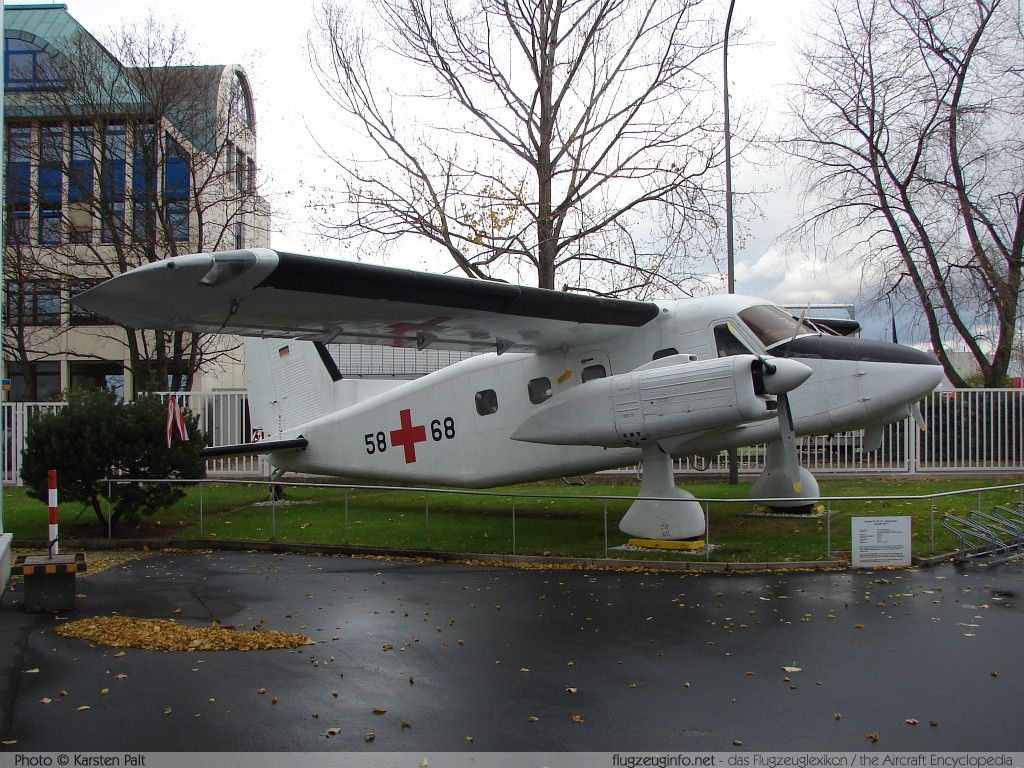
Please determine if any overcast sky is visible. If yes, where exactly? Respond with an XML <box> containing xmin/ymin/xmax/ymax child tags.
<box><xmin>11</xmin><ymin>0</ymin><xmax>890</xmax><ymax>329</ymax></box>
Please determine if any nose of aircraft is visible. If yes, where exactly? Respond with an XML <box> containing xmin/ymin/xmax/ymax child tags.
<box><xmin>771</xmin><ymin>334</ymin><xmax>944</xmax><ymax>405</ymax></box>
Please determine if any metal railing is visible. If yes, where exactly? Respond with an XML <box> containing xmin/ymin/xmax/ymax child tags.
<box><xmin>4</xmin><ymin>387</ymin><xmax>1024</xmax><ymax>485</ymax></box>
<box><xmin>85</xmin><ymin>476</ymin><xmax>1024</xmax><ymax>564</ymax></box>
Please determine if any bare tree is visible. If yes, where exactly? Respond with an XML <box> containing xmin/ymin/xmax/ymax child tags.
<box><xmin>4</xmin><ymin>14</ymin><xmax>267</xmax><ymax>396</ymax></box>
<box><xmin>309</xmin><ymin>0</ymin><xmax>727</xmax><ymax>297</ymax></box>
<box><xmin>784</xmin><ymin>0</ymin><xmax>1023</xmax><ymax>387</ymax></box>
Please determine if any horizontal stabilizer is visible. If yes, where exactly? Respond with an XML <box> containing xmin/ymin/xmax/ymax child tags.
<box><xmin>201</xmin><ymin>438</ymin><xmax>308</xmax><ymax>458</ymax></box>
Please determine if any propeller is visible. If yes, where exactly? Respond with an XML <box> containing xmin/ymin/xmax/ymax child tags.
<box><xmin>751</xmin><ymin>356</ymin><xmax>812</xmax><ymax>494</ymax></box>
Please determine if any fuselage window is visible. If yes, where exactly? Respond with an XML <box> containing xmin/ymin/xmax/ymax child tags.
<box><xmin>581</xmin><ymin>364</ymin><xmax>607</xmax><ymax>383</ymax></box>
<box><xmin>653</xmin><ymin>347</ymin><xmax>678</xmax><ymax>360</ymax></box>
<box><xmin>714</xmin><ymin>323</ymin><xmax>751</xmax><ymax>358</ymax></box>
<box><xmin>528</xmin><ymin>377</ymin><xmax>552</xmax><ymax>404</ymax></box>
<box><xmin>475</xmin><ymin>388</ymin><xmax>498</xmax><ymax>416</ymax></box>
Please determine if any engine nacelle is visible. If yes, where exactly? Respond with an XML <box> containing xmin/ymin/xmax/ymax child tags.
<box><xmin>511</xmin><ymin>355</ymin><xmax>810</xmax><ymax>448</ymax></box>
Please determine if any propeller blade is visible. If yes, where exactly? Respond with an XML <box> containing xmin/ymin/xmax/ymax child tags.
<box><xmin>910</xmin><ymin>402</ymin><xmax>927</xmax><ymax>432</ymax></box>
<box><xmin>784</xmin><ymin>308</ymin><xmax>808</xmax><ymax>354</ymax></box>
<box><xmin>775</xmin><ymin>393</ymin><xmax>803</xmax><ymax>493</ymax></box>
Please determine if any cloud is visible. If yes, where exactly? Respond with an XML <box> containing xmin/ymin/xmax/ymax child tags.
<box><xmin>736</xmin><ymin>246</ymin><xmax>864</xmax><ymax>305</ymax></box>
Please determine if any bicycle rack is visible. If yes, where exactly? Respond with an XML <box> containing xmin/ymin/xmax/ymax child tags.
<box><xmin>941</xmin><ymin>503</ymin><xmax>1024</xmax><ymax>566</ymax></box>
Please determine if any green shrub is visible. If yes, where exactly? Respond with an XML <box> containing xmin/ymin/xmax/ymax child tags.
<box><xmin>21</xmin><ymin>390</ymin><xmax>206</xmax><ymax>530</ymax></box>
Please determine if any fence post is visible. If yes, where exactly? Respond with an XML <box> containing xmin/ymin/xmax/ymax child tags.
<box><xmin>344</xmin><ymin>491</ymin><xmax>349</xmax><ymax>545</ymax></box>
<box><xmin>511</xmin><ymin>497</ymin><xmax>516</xmax><ymax>556</ymax></box>
<box><xmin>826</xmin><ymin>500</ymin><xmax>832</xmax><ymax>561</ymax></box>
<box><xmin>47</xmin><ymin>470</ymin><xmax>58</xmax><ymax>557</ymax></box>
<box><xmin>271</xmin><ymin>489</ymin><xmax>277</xmax><ymax>541</ymax></box>
<box><xmin>425</xmin><ymin>491</ymin><xmax>430</xmax><ymax>548</ymax></box>
<box><xmin>930</xmin><ymin>498</ymin><xmax>936</xmax><ymax>555</ymax></box>
<box><xmin>199</xmin><ymin>483</ymin><xmax>204</xmax><ymax>536</ymax></box>
<box><xmin>704</xmin><ymin>501</ymin><xmax>710</xmax><ymax>563</ymax></box>
<box><xmin>106</xmin><ymin>479</ymin><xmax>112</xmax><ymax>540</ymax></box>
<box><xmin>603</xmin><ymin>500</ymin><xmax>608</xmax><ymax>559</ymax></box>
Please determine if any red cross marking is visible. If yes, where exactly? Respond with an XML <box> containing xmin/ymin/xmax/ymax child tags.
<box><xmin>390</xmin><ymin>408</ymin><xmax>427</xmax><ymax>464</ymax></box>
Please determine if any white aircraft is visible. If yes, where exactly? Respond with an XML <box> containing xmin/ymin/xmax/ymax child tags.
<box><xmin>75</xmin><ymin>248</ymin><xmax>942</xmax><ymax>541</ymax></box>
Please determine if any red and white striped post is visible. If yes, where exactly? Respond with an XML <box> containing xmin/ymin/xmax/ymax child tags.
<box><xmin>47</xmin><ymin>469</ymin><xmax>58</xmax><ymax>557</ymax></box>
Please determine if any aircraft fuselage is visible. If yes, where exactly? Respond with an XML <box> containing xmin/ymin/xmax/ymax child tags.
<box><xmin>259</xmin><ymin>294</ymin><xmax>941</xmax><ymax>487</ymax></box>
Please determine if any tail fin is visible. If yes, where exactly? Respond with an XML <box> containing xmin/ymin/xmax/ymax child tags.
<box><xmin>244</xmin><ymin>339</ymin><xmax>407</xmax><ymax>438</ymax></box>
<box><xmin>245</xmin><ymin>339</ymin><xmax>336</xmax><ymax>438</ymax></box>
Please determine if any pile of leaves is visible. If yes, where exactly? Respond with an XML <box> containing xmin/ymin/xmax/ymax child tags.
<box><xmin>55</xmin><ymin>616</ymin><xmax>311</xmax><ymax>652</ymax></box>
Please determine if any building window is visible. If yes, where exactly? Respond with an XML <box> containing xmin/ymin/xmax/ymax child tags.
<box><xmin>163</xmin><ymin>133</ymin><xmax>189</xmax><ymax>241</ymax></box>
<box><xmin>247</xmin><ymin>157</ymin><xmax>256</xmax><ymax>193</ymax></box>
<box><xmin>100</xmin><ymin>122</ymin><xmax>126</xmax><ymax>244</ymax></box>
<box><xmin>4</xmin><ymin>38</ymin><xmax>62</xmax><ymax>91</ymax></box>
<box><xmin>6</xmin><ymin>280</ymin><xmax>61</xmax><ymax>326</ymax></box>
<box><xmin>38</xmin><ymin>123</ymin><xmax>63</xmax><ymax>244</ymax></box>
<box><xmin>528</xmin><ymin>377</ymin><xmax>552</xmax><ymax>404</ymax></box>
<box><xmin>68</xmin><ymin>124</ymin><xmax>94</xmax><ymax>243</ymax></box>
<box><xmin>233</xmin><ymin>219</ymin><xmax>244</xmax><ymax>249</ymax></box>
<box><xmin>581</xmin><ymin>364</ymin><xmax>607</xmax><ymax>383</ymax></box>
<box><xmin>132</xmin><ymin>121</ymin><xmax>157</xmax><ymax>242</ymax></box>
<box><xmin>234</xmin><ymin>146</ymin><xmax>245</xmax><ymax>190</ymax></box>
<box><xmin>475</xmin><ymin>389</ymin><xmax>498</xmax><ymax>416</ymax></box>
<box><xmin>5</xmin><ymin>125</ymin><xmax>32</xmax><ymax>244</ymax></box>
<box><xmin>5</xmin><ymin>361</ymin><xmax>61</xmax><ymax>402</ymax></box>
<box><xmin>229</xmin><ymin>71</ymin><xmax>255</xmax><ymax>131</ymax></box>
<box><xmin>69</xmin><ymin>360</ymin><xmax>124</xmax><ymax>400</ymax></box>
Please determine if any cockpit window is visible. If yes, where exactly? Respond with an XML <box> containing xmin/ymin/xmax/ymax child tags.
<box><xmin>738</xmin><ymin>305</ymin><xmax>817</xmax><ymax>348</ymax></box>
<box><xmin>714</xmin><ymin>323</ymin><xmax>751</xmax><ymax>357</ymax></box>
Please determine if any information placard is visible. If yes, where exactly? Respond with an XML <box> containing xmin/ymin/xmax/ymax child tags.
<box><xmin>851</xmin><ymin>516</ymin><xmax>912</xmax><ymax>568</ymax></box>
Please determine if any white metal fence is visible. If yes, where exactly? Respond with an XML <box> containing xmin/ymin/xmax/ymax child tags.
<box><xmin>3</xmin><ymin>388</ymin><xmax>1023</xmax><ymax>485</ymax></box>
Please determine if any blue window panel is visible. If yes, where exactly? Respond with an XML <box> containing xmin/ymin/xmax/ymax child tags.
<box><xmin>69</xmin><ymin>125</ymin><xmax>94</xmax><ymax>203</ymax></box>
<box><xmin>101</xmin><ymin>159</ymin><xmax>126</xmax><ymax>199</ymax></box>
<box><xmin>8</xmin><ymin>163</ymin><xmax>31</xmax><ymax>205</ymax></box>
<box><xmin>101</xmin><ymin>204</ymin><xmax>125</xmax><ymax>244</ymax></box>
<box><xmin>7</xmin><ymin>126</ymin><xmax>32</xmax><ymax>205</ymax></box>
<box><xmin>163</xmin><ymin>156</ymin><xmax>189</xmax><ymax>199</ymax></box>
<box><xmin>39</xmin><ymin>166</ymin><xmax>62</xmax><ymax>205</ymax></box>
<box><xmin>70</xmin><ymin>160</ymin><xmax>93</xmax><ymax>202</ymax></box>
<box><xmin>167</xmin><ymin>202</ymin><xmax>188</xmax><ymax>242</ymax></box>
<box><xmin>4</xmin><ymin>38</ymin><xmax>61</xmax><ymax>91</ymax></box>
<box><xmin>101</xmin><ymin>124</ymin><xmax>127</xmax><ymax>243</ymax></box>
<box><xmin>102</xmin><ymin>123</ymin><xmax>127</xmax><ymax>199</ymax></box>
<box><xmin>39</xmin><ymin>210</ymin><xmax>61</xmax><ymax>244</ymax></box>
<box><xmin>6</xmin><ymin>211</ymin><xmax>30</xmax><ymax>244</ymax></box>
<box><xmin>132</xmin><ymin>124</ymin><xmax>157</xmax><ymax>202</ymax></box>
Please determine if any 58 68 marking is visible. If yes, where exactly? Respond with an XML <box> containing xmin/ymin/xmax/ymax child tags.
<box><xmin>364</xmin><ymin>408</ymin><xmax>455</xmax><ymax>464</ymax></box>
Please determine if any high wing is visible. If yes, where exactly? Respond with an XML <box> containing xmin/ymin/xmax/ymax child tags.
<box><xmin>72</xmin><ymin>248</ymin><xmax>661</xmax><ymax>353</ymax></box>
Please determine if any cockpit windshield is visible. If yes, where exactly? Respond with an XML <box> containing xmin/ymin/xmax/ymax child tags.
<box><xmin>738</xmin><ymin>305</ymin><xmax>818</xmax><ymax>348</ymax></box>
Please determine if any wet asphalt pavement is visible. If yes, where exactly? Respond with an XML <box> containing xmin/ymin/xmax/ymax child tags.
<box><xmin>1</xmin><ymin>551</ymin><xmax>1022</xmax><ymax>752</ymax></box>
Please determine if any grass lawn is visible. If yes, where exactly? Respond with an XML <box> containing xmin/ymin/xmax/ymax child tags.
<box><xmin>3</xmin><ymin>475</ymin><xmax>1022</xmax><ymax>563</ymax></box>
